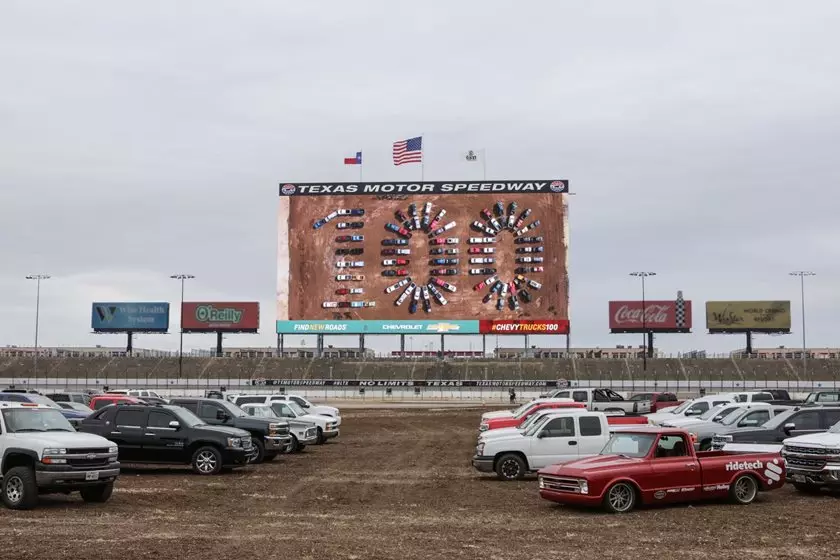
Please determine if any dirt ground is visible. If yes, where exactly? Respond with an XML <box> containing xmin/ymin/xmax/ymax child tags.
<box><xmin>2</xmin><ymin>408</ymin><xmax>836</xmax><ymax>560</ymax></box>
<box><xmin>281</xmin><ymin>193</ymin><xmax>568</xmax><ymax>321</ymax></box>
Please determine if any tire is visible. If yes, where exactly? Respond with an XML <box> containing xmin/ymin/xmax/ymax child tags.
<box><xmin>290</xmin><ymin>435</ymin><xmax>301</xmax><ymax>453</ymax></box>
<box><xmin>494</xmin><ymin>453</ymin><xmax>527</xmax><ymax>481</ymax></box>
<box><xmin>1</xmin><ymin>466</ymin><xmax>39</xmax><ymax>510</ymax></box>
<box><xmin>263</xmin><ymin>452</ymin><xmax>277</xmax><ymax>463</ymax></box>
<box><xmin>730</xmin><ymin>474</ymin><xmax>758</xmax><ymax>505</ymax></box>
<box><xmin>249</xmin><ymin>438</ymin><xmax>266</xmax><ymax>464</ymax></box>
<box><xmin>316</xmin><ymin>427</ymin><xmax>325</xmax><ymax>445</ymax></box>
<box><xmin>793</xmin><ymin>482</ymin><xmax>823</xmax><ymax>494</ymax></box>
<box><xmin>80</xmin><ymin>483</ymin><xmax>113</xmax><ymax>503</ymax></box>
<box><xmin>191</xmin><ymin>446</ymin><xmax>223</xmax><ymax>475</ymax></box>
<box><xmin>603</xmin><ymin>482</ymin><xmax>637</xmax><ymax>513</ymax></box>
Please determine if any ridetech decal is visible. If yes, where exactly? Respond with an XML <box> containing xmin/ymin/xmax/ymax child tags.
<box><xmin>764</xmin><ymin>459</ymin><xmax>783</xmax><ymax>483</ymax></box>
<box><xmin>278</xmin><ymin>180</ymin><xmax>569</xmax><ymax>196</ymax></box>
<box><xmin>725</xmin><ymin>460</ymin><xmax>764</xmax><ymax>471</ymax></box>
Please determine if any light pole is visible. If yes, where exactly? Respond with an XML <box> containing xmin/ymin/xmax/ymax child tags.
<box><xmin>170</xmin><ymin>274</ymin><xmax>195</xmax><ymax>378</ymax></box>
<box><xmin>629</xmin><ymin>272</ymin><xmax>656</xmax><ymax>371</ymax></box>
<box><xmin>25</xmin><ymin>274</ymin><xmax>50</xmax><ymax>385</ymax></box>
<box><xmin>790</xmin><ymin>271</ymin><xmax>815</xmax><ymax>378</ymax></box>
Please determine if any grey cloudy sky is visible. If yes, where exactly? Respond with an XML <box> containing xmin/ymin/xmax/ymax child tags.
<box><xmin>2</xmin><ymin>0</ymin><xmax>839</xmax><ymax>356</ymax></box>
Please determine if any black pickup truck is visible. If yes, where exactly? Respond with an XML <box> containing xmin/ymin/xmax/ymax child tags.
<box><xmin>711</xmin><ymin>405</ymin><xmax>840</xmax><ymax>450</ymax></box>
<box><xmin>78</xmin><ymin>403</ymin><xmax>253</xmax><ymax>475</ymax></box>
<box><xmin>169</xmin><ymin>397</ymin><xmax>292</xmax><ymax>463</ymax></box>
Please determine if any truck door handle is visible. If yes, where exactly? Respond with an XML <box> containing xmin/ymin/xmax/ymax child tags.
<box><xmin>144</xmin><ymin>433</ymin><xmax>155</xmax><ymax>436</ymax></box>
<box><xmin>110</xmin><ymin>431</ymin><xmax>121</xmax><ymax>435</ymax></box>
<box><xmin>568</xmin><ymin>441</ymin><xmax>577</xmax><ymax>446</ymax></box>
<box><xmin>686</xmin><ymin>463</ymin><xmax>696</xmax><ymax>469</ymax></box>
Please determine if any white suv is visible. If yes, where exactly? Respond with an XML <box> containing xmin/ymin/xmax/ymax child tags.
<box><xmin>233</xmin><ymin>394</ymin><xmax>340</xmax><ymax>419</ymax></box>
<box><xmin>0</xmin><ymin>402</ymin><xmax>119</xmax><ymax>510</ymax></box>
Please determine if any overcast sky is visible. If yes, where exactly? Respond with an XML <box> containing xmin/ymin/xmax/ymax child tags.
<box><xmin>2</xmin><ymin>1</ymin><xmax>839</xmax><ymax>356</ymax></box>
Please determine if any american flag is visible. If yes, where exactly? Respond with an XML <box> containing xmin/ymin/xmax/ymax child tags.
<box><xmin>393</xmin><ymin>136</ymin><xmax>423</xmax><ymax>165</ymax></box>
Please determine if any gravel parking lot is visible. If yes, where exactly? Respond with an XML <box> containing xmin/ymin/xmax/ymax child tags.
<box><xmin>1</xmin><ymin>407</ymin><xmax>838</xmax><ymax>559</ymax></box>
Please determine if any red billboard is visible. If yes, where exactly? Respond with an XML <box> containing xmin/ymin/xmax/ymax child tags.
<box><xmin>181</xmin><ymin>302</ymin><xmax>260</xmax><ymax>333</ymax></box>
<box><xmin>479</xmin><ymin>319</ymin><xmax>570</xmax><ymax>335</ymax></box>
<box><xmin>608</xmin><ymin>299</ymin><xmax>692</xmax><ymax>334</ymax></box>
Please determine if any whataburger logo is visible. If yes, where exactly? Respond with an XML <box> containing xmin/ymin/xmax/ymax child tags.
<box><xmin>95</xmin><ymin>305</ymin><xmax>118</xmax><ymax>323</ymax></box>
<box><xmin>195</xmin><ymin>304</ymin><xmax>243</xmax><ymax>324</ymax></box>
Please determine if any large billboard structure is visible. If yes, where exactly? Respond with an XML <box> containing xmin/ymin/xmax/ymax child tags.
<box><xmin>705</xmin><ymin>301</ymin><xmax>791</xmax><ymax>333</ymax></box>
<box><xmin>181</xmin><ymin>302</ymin><xmax>260</xmax><ymax>333</ymax></box>
<box><xmin>276</xmin><ymin>180</ymin><xmax>570</xmax><ymax>336</ymax></box>
<box><xmin>91</xmin><ymin>302</ymin><xmax>170</xmax><ymax>333</ymax></box>
<box><xmin>608</xmin><ymin>297</ymin><xmax>692</xmax><ymax>334</ymax></box>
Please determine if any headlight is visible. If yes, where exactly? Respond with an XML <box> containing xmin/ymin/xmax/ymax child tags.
<box><xmin>226</xmin><ymin>437</ymin><xmax>242</xmax><ymax>448</ymax></box>
<box><xmin>108</xmin><ymin>446</ymin><xmax>119</xmax><ymax>454</ymax></box>
<box><xmin>476</xmin><ymin>443</ymin><xmax>485</xmax><ymax>456</ymax></box>
<box><xmin>579</xmin><ymin>480</ymin><xmax>589</xmax><ymax>494</ymax></box>
<box><xmin>43</xmin><ymin>448</ymin><xmax>67</xmax><ymax>456</ymax></box>
<box><xmin>538</xmin><ymin>476</ymin><xmax>545</xmax><ymax>489</ymax></box>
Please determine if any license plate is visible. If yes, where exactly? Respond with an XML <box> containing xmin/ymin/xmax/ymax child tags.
<box><xmin>792</xmin><ymin>474</ymin><xmax>806</xmax><ymax>483</ymax></box>
<box><xmin>85</xmin><ymin>471</ymin><xmax>99</xmax><ymax>481</ymax></box>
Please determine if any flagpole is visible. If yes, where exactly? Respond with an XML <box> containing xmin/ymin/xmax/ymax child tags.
<box><xmin>420</xmin><ymin>132</ymin><xmax>425</xmax><ymax>182</ymax></box>
<box><xmin>482</xmin><ymin>148</ymin><xmax>486</xmax><ymax>180</ymax></box>
<box><xmin>359</xmin><ymin>161</ymin><xmax>363</xmax><ymax>183</ymax></box>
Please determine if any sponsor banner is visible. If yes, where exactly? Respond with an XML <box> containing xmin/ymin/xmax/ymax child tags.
<box><xmin>276</xmin><ymin>320</ymin><xmax>479</xmax><ymax>334</ymax></box>
<box><xmin>91</xmin><ymin>302</ymin><xmax>169</xmax><ymax>333</ymax></box>
<box><xmin>254</xmin><ymin>379</ymin><xmax>560</xmax><ymax>388</ymax></box>
<box><xmin>706</xmin><ymin>301</ymin><xmax>791</xmax><ymax>333</ymax></box>
<box><xmin>181</xmin><ymin>302</ymin><xmax>259</xmax><ymax>333</ymax></box>
<box><xmin>479</xmin><ymin>319</ymin><xmax>570</xmax><ymax>334</ymax></box>
<box><xmin>278</xmin><ymin>180</ymin><xmax>569</xmax><ymax>197</ymax></box>
<box><xmin>608</xmin><ymin>299</ymin><xmax>692</xmax><ymax>333</ymax></box>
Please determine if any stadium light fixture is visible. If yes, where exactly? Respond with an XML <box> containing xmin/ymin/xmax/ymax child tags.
<box><xmin>25</xmin><ymin>274</ymin><xmax>51</xmax><ymax>384</ymax></box>
<box><xmin>789</xmin><ymin>271</ymin><xmax>815</xmax><ymax>378</ymax></box>
<box><xmin>170</xmin><ymin>274</ymin><xmax>195</xmax><ymax>378</ymax></box>
<box><xmin>629</xmin><ymin>272</ymin><xmax>656</xmax><ymax>371</ymax></box>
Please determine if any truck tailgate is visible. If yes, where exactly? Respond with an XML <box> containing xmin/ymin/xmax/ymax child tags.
<box><xmin>696</xmin><ymin>451</ymin><xmax>785</xmax><ymax>490</ymax></box>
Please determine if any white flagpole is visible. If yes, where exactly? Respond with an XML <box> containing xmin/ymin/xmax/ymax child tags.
<box><xmin>420</xmin><ymin>133</ymin><xmax>425</xmax><ymax>182</ymax></box>
<box><xmin>359</xmin><ymin>157</ymin><xmax>363</xmax><ymax>183</ymax></box>
<box><xmin>482</xmin><ymin>148</ymin><xmax>487</xmax><ymax>180</ymax></box>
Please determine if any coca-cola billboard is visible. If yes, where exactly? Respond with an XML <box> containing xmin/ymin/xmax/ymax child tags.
<box><xmin>608</xmin><ymin>300</ymin><xmax>692</xmax><ymax>333</ymax></box>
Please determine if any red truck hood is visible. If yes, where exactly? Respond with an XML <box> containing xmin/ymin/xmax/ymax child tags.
<box><xmin>539</xmin><ymin>454</ymin><xmax>643</xmax><ymax>477</ymax></box>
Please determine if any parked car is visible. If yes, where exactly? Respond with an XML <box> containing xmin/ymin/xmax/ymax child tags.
<box><xmin>659</xmin><ymin>402</ymin><xmax>748</xmax><ymax>429</ymax></box>
<box><xmin>239</xmin><ymin>404</ymin><xmax>319</xmax><ymax>452</ymax></box>
<box><xmin>646</xmin><ymin>394</ymin><xmax>751</xmax><ymax>425</ymax></box>
<box><xmin>711</xmin><ymin>406</ymin><xmax>840</xmax><ymax>450</ymax></box>
<box><xmin>0</xmin><ymin>392</ymin><xmax>90</xmax><ymax>427</ymax></box>
<box><xmin>45</xmin><ymin>392</ymin><xmax>91</xmax><ymax>406</ymax></box>
<box><xmin>480</xmin><ymin>400</ymin><xmax>585</xmax><ymax>431</ymax></box>
<box><xmin>804</xmin><ymin>391</ymin><xmax>840</xmax><ymax>404</ymax></box>
<box><xmin>782</xmin><ymin>420</ymin><xmax>840</xmax><ymax>493</ymax></box>
<box><xmin>56</xmin><ymin>401</ymin><xmax>95</xmax><ymax>414</ymax></box>
<box><xmin>90</xmin><ymin>395</ymin><xmax>146</xmax><ymax>411</ymax></box>
<box><xmin>629</xmin><ymin>392</ymin><xmax>682</xmax><ymax>413</ymax></box>
<box><xmin>472</xmin><ymin>410</ymin><xmax>621</xmax><ymax>480</ymax></box>
<box><xmin>78</xmin><ymin>403</ymin><xmax>252</xmax><ymax>475</ymax></box>
<box><xmin>687</xmin><ymin>404</ymin><xmax>792</xmax><ymax>451</ymax></box>
<box><xmin>107</xmin><ymin>389</ymin><xmax>165</xmax><ymax>400</ymax></box>
<box><xmin>543</xmin><ymin>388</ymin><xmax>652</xmax><ymax>415</ymax></box>
<box><xmin>256</xmin><ymin>401</ymin><xmax>339</xmax><ymax>444</ymax></box>
<box><xmin>168</xmin><ymin>398</ymin><xmax>292</xmax><ymax>463</ymax></box>
<box><xmin>232</xmin><ymin>394</ymin><xmax>340</xmax><ymax>419</ymax></box>
<box><xmin>0</xmin><ymin>402</ymin><xmax>120</xmax><ymax>509</ymax></box>
<box><xmin>537</xmin><ymin>426</ymin><xmax>786</xmax><ymax>513</ymax></box>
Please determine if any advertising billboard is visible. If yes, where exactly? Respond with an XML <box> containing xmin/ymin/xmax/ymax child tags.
<box><xmin>706</xmin><ymin>301</ymin><xmax>791</xmax><ymax>333</ymax></box>
<box><xmin>277</xmin><ymin>180</ymin><xmax>570</xmax><ymax>334</ymax></box>
<box><xmin>608</xmin><ymin>297</ymin><xmax>692</xmax><ymax>333</ymax></box>
<box><xmin>181</xmin><ymin>302</ymin><xmax>260</xmax><ymax>333</ymax></box>
<box><xmin>275</xmin><ymin>319</ymin><xmax>571</xmax><ymax>335</ymax></box>
<box><xmin>91</xmin><ymin>302</ymin><xmax>170</xmax><ymax>333</ymax></box>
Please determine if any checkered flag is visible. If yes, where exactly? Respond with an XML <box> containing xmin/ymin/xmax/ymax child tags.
<box><xmin>675</xmin><ymin>291</ymin><xmax>686</xmax><ymax>328</ymax></box>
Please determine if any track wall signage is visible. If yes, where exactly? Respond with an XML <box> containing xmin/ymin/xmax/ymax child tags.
<box><xmin>253</xmin><ymin>379</ymin><xmax>567</xmax><ymax>388</ymax></box>
<box><xmin>277</xmin><ymin>179</ymin><xmax>570</xmax><ymax>334</ymax></box>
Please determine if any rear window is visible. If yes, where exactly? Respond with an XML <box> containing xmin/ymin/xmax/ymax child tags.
<box><xmin>93</xmin><ymin>398</ymin><xmax>115</xmax><ymax>410</ymax></box>
<box><xmin>236</xmin><ymin>396</ymin><xmax>267</xmax><ymax>406</ymax></box>
<box><xmin>572</xmin><ymin>391</ymin><xmax>588</xmax><ymax>402</ymax></box>
<box><xmin>115</xmin><ymin>409</ymin><xmax>146</xmax><ymax>427</ymax></box>
<box><xmin>579</xmin><ymin>416</ymin><xmax>602</xmax><ymax>436</ymax></box>
<box><xmin>752</xmin><ymin>393</ymin><xmax>773</xmax><ymax>402</ymax></box>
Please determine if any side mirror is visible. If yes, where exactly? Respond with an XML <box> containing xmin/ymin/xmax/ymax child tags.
<box><xmin>537</xmin><ymin>431</ymin><xmax>547</xmax><ymax>439</ymax></box>
<box><xmin>686</xmin><ymin>408</ymin><xmax>702</xmax><ymax>416</ymax></box>
<box><xmin>216</xmin><ymin>410</ymin><xmax>230</xmax><ymax>421</ymax></box>
<box><xmin>713</xmin><ymin>415</ymin><xmax>724</xmax><ymax>422</ymax></box>
<box><xmin>168</xmin><ymin>420</ymin><xmax>180</xmax><ymax>429</ymax></box>
<box><xmin>783</xmin><ymin>422</ymin><xmax>796</xmax><ymax>435</ymax></box>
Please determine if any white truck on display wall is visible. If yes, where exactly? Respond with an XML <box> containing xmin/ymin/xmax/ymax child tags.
<box><xmin>0</xmin><ymin>402</ymin><xmax>120</xmax><ymax>510</ymax></box>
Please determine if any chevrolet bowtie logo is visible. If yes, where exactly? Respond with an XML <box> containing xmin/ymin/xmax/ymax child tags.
<box><xmin>426</xmin><ymin>322</ymin><xmax>460</xmax><ymax>333</ymax></box>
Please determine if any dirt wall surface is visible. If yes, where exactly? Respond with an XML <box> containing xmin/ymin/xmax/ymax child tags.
<box><xmin>1</xmin><ymin>408</ymin><xmax>835</xmax><ymax>560</ymax></box>
<box><xmin>278</xmin><ymin>193</ymin><xmax>568</xmax><ymax>321</ymax></box>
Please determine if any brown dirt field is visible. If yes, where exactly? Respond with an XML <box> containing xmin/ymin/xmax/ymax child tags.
<box><xmin>283</xmin><ymin>193</ymin><xmax>568</xmax><ymax>321</ymax></box>
<box><xmin>2</xmin><ymin>408</ymin><xmax>837</xmax><ymax>560</ymax></box>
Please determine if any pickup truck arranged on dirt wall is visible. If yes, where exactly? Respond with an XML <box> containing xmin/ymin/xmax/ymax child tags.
<box><xmin>1</xmin><ymin>402</ymin><xmax>120</xmax><ymax>510</ymax></box>
<box><xmin>538</xmin><ymin>426</ymin><xmax>786</xmax><ymax>513</ymax></box>
<box><xmin>542</xmin><ymin>388</ymin><xmax>652</xmax><ymax>414</ymax></box>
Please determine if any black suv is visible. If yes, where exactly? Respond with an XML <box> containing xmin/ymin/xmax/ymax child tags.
<box><xmin>711</xmin><ymin>405</ymin><xmax>840</xmax><ymax>449</ymax></box>
<box><xmin>78</xmin><ymin>404</ymin><xmax>253</xmax><ymax>475</ymax></box>
<box><xmin>169</xmin><ymin>398</ymin><xmax>292</xmax><ymax>463</ymax></box>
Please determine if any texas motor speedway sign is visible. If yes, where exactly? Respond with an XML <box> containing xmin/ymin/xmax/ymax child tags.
<box><xmin>279</xmin><ymin>180</ymin><xmax>569</xmax><ymax>196</ymax></box>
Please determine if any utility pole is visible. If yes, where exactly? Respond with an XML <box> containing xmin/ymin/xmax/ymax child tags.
<box><xmin>170</xmin><ymin>274</ymin><xmax>195</xmax><ymax>378</ymax></box>
<box><xmin>25</xmin><ymin>274</ymin><xmax>50</xmax><ymax>385</ymax></box>
<box><xmin>790</xmin><ymin>271</ymin><xmax>815</xmax><ymax>379</ymax></box>
<box><xmin>629</xmin><ymin>272</ymin><xmax>656</xmax><ymax>371</ymax></box>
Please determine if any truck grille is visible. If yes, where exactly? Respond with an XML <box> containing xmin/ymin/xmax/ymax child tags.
<box><xmin>785</xmin><ymin>445</ymin><xmax>840</xmax><ymax>456</ymax></box>
<box><xmin>68</xmin><ymin>447</ymin><xmax>111</xmax><ymax>455</ymax></box>
<box><xmin>67</xmin><ymin>457</ymin><xmax>110</xmax><ymax>468</ymax></box>
<box><xmin>786</xmin><ymin>456</ymin><xmax>827</xmax><ymax>470</ymax></box>
<box><xmin>540</xmin><ymin>476</ymin><xmax>582</xmax><ymax>493</ymax></box>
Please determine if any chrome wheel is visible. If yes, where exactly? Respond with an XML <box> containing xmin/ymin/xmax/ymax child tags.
<box><xmin>500</xmin><ymin>459</ymin><xmax>521</xmax><ymax>479</ymax></box>
<box><xmin>196</xmin><ymin>451</ymin><xmax>218</xmax><ymax>474</ymax></box>
<box><xmin>733</xmin><ymin>476</ymin><xmax>757</xmax><ymax>503</ymax></box>
<box><xmin>4</xmin><ymin>476</ymin><xmax>23</xmax><ymax>504</ymax></box>
<box><xmin>608</xmin><ymin>484</ymin><xmax>634</xmax><ymax>513</ymax></box>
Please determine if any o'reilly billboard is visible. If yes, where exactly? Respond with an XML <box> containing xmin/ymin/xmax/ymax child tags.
<box><xmin>181</xmin><ymin>302</ymin><xmax>259</xmax><ymax>333</ymax></box>
<box><xmin>91</xmin><ymin>302</ymin><xmax>170</xmax><ymax>333</ymax></box>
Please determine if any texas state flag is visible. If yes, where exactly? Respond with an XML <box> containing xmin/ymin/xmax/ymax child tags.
<box><xmin>344</xmin><ymin>151</ymin><xmax>362</xmax><ymax>165</ymax></box>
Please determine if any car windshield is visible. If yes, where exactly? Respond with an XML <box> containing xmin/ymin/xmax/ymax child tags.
<box><xmin>2</xmin><ymin>408</ymin><xmax>74</xmax><ymax>432</ymax></box>
<box><xmin>757</xmin><ymin>409</ymin><xmax>796</xmax><ymax>429</ymax></box>
<box><xmin>287</xmin><ymin>401</ymin><xmax>307</xmax><ymax>416</ymax></box>
<box><xmin>519</xmin><ymin>412</ymin><xmax>550</xmax><ymax>431</ymax></box>
<box><xmin>514</xmin><ymin>405</ymin><xmax>539</xmax><ymax>419</ymax></box>
<box><xmin>719</xmin><ymin>409</ymin><xmax>748</xmax><ymax>426</ymax></box>
<box><xmin>509</xmin><ymin>402</ymin><xmax>532</xmax><ymax>417</ymax></box>
<box><xmin>217</xmin><ymin>400</ymin><xmax>247</xmax><ymax>418</ymax></box>
<box><xmin>169</xmin><ymin>406</ymin><xmax>205</xmax><ymax>427</ymax></box>
<box><xmin>698</xmin><ymin>405</ymin><xmax>729</xmax><ymax>421</ymax></box>
<box><xmin>600</xmin><ymin>433</ymin><xmax>657</xmax><ymax>458</ymax></box>
<box><xmin>24</xmin><ymin>394</ymin><xmax>62</xmax><ymax>409</ymax></box>
<box><xmin>523</xmin><ymin>414</ymin><xmax>554</xmax><ymax>437</ymax></box>
<box><xmin>669</xmin><ymin>400</ymin><xmax>693</xmax><ymax>414</ymax></box>
<box><xmin>247</xmin><ymin>406</ymin><xmax>274</xmax><ymax>418</ymax></box>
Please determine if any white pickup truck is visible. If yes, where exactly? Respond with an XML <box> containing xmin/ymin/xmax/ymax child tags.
<box><xmin>782</xmin><ymin>421</ymin><xmax>840</xmax><ymax>493</ymax></box>
<box><xmin>544</xmin><ymin>388</ymin><xmax>652</xmax><ymax>414</ymax></box>
<box><xmin>0</xmin><ymin>402</ymin><xmax>120</xmax><ymax>510</ymax></box>
<box><xmin>472</xmin><ymin>410</ymin><xmax>616</xmax><ymax>480</ymax></box>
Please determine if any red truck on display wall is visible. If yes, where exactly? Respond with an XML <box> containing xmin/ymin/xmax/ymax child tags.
<box><xmin>630</xmin><ymin>392</ymin><xmax>683</xmax><ymax>413</ymax></box>
<box><xmin>537</xmin><ymin>427</ymin><xmax>785</xmax><ymax>513</ymax></box>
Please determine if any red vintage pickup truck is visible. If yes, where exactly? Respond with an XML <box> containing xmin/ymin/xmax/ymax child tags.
<box><xmin>537</xmin><ymin>426</ymin><xmax>785</xmax><ymax>513</ymax></box>
<box><xmin>481</xmin><ymin>401</ymin><xmax>649</xmax><ymax>432</ymax></box>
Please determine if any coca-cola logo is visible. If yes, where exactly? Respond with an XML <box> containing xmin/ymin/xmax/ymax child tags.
<box><xmin>613</xmin><ymin>304</ymin><xmax>672</xmax><ymax>325</ymax></box>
